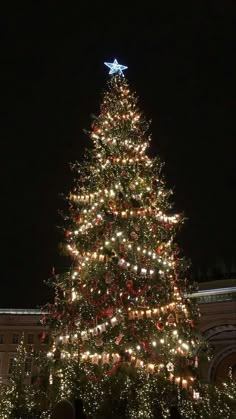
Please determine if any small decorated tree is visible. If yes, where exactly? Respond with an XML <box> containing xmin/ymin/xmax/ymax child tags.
<box><xmin>0</xmin><ymin>335</ymin><xmax>35</xmax><ymax>417</ymax></box>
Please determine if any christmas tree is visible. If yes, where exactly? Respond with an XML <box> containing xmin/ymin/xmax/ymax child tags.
<box><xmin>0</xmin><ymin>335</ymin><xmax>36</xmax><ymax>418</ymax></box>
<box><xmin>45</xmin><ymin>59</ymin><xmax>205</xmax><ymax>418</ymax></box>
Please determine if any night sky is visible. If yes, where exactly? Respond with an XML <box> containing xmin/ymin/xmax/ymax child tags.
<box><xmin>1</xmin><ymin>4</ymin><xmax>235</xmax><ymax>308</ymax></box>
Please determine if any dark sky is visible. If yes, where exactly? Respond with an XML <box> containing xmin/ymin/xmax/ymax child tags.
<box><xmin>1</xmin><ymin>3</ymin><xmax>235</xmax><ymax>308</ymax></box>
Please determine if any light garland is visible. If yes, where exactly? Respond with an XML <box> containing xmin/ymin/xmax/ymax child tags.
<box><xmin>50</xmin><ymin>301</ymin><xmax>189</xmax><ymax>345</ymax></box>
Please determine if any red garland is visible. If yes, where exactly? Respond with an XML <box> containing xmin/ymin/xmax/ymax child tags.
<box><xmin>87</xmin><ymin>362</ymin><xmax>126</xmax><ymax>382</ymax></box>
<box><xmin>80</xmin><ymin>283</ymin><xmax>118</xmax><ymax>306</ymax></box>
<box><xmin>117</xmin><ymin>285</ymin><xmax>148</xmax><ymax>307</ymax></box>
<box><xmin>129</xmin><ymin>326</ymin><xmax>156</xmax><ymax>358</ymax></box>
<box><xmin>129</xmin><ymin>285</ymin><xmax>148</xmax><ymax>295</ymax></box>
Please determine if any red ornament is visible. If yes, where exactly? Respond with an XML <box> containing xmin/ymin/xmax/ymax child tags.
<box><xmin>126</xmin><ymin>279</ymin><xmax>133</xmax><ymax>289</ymax></box>
<box><xmin>156</xmin><ymin>321</ymin><xmax>164</xmax><ymax>331</ymax></box>
<box><xmin>119</xmin><ymin>243</ymin><xmax>125</xmax><ymax>253</ymax></box>
<box><xmin>156</xmin><ymin>246</ymin><xmax>163</xmax><ymax>254</ymax></box>
<box><xmin>108</xmin><ymin>200</ymin><xmax>115</xmax><ymax>208</ymax></box>
<box><xmin>65</xmin><ymin>230</ymin><xmax>71</xmax><ymax>237</ymax></box>
<box><xmin>93</xmin><ymin>125</ymin><xmax>99</xmax><ymax>132</ymax></box>
<box><xmin>105</xmin><ymin>307</ymin><xmax>113</xmax><ymax>318</ymax></box>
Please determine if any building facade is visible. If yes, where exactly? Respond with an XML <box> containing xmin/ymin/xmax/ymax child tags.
<box><xmin>0</xmin><ymin>309</ymin><xmax>48</xmax><ymax>383</ymax></box>
<box><xmin>0</xmin><ymin>279</ymin><xmax>235</xmax><ymax>384</ymax></box>
<box><xmin>194</xmin><ymin>279</ymin><xmax>236</xmax><ymax>383</ymax></box>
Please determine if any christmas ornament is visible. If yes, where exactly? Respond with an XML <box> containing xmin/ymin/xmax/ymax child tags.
<box><xmin>91</xmin><ymin>354</ymin><xmax>99</xmax><ymax>364</ymax></box>
<box><xmin>118</xmin><ymin>258</ymin><xmax>127</xmax><ymax>268</ymax></box>
<box><xmin>115</xmin><ymin>334</ymin><xmax>124</xmax><ymax>345</ymax></box>
<box><xmin>151</xmin><ymin>223</ymin><xmax>157</xmax><ymax>232</ymax></box>
<box><xmin>108</xmin><ymin>199</ymin><xmax>115</xmax><ymax>208</ymax></box>
<box><xmin>156</xmin><ymin>321</ymin><xmax>164</xmax><ymax>330</ymax></box>
<box><xmin>126</xmin><ymin>279</ymin><xmax>133</xmax><ymax>289</ymax></box>
<box><xmin>146</xmin><ymin>363</ymin><xmax>155</xmax><ymax>373</ymax></box>
<box><xmin>135</xmin><ymin>359</ymin><xmax>142</xmax><ymax>368</ymax></box>
<box><xmin>116</xmin><ymin>313</ymin><xmax>124</xmax><ymax>323</ymax></box>
<box><xmin>81</xmin><ymin>331</ymin><xmax>88</xmax><ymax>341</ymax></box>
<box><xmin>119</xmin><ymin>243</ymin><xmax>125</xmax><ymax>253</ymax></box>
<box><xmin>130</xmin><ymin>231</ymin><xmax>138</xmax><ymax>241</ymax></box>
<box><xmin>156</xmin><ymin>246</ymin><xmax>163</xmax><ymax>254</ymax></box>
<box><xmin>94</xmin><ymin>336</ymin><xmax>103</xmax><ymax>347</ymax></box>
<box><xmin>102</xmin><ymin>353</ymin><xmax>110</xmax><ymax>364</ymax></box>
<box><xmin>140</xmin><ymin>268</ymin><xmax>147</xmax><ymax>277</ymax></box>
<box><xmin>112</xmin><ymin>353</ymin><xmax>120</xmax><ymax>363</ymax></box>
<box><xmin>105</xmin><ymin>272</ymin><xmax>113</xmax><ymax>284</ymax></box>
<box><xmin>105</xmin><ymin>306</ymin><xmax>113</xmax><ymax>318</ymax></box>
<box><xmin>167</xmin><ymin>313</ymin><xmax>175</xmax><ymax>325</ymax></box>
<box><xmin>133</xmin><ymin>223</ymin><xmax>140</xmax><ymax>232</ymax></box>
<box><xmin>166</xmin><ymin>362</ymin><xmax>174</xmax><ymax>372</ymax></box>
<box><xmin>97</xmin><ymin>323</ymin><xmax>106</xmax><ymax>334</ymax></box>
<box><xmin>110</xmin><ymin>317</ymin><xmax>119</xmax><ymax>327</ymax></box>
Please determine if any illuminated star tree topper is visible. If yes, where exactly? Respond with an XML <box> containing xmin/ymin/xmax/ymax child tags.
<box><xmin>104</xmin><ymin>58</ymin><xmax>128</xmax><ymax>76</ymax></box>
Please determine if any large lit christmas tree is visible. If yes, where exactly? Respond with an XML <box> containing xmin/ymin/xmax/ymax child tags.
<box><xmin>45</xmin><ymin>59</ymin><xmax>205</xmax><ymax>418</ymax></box>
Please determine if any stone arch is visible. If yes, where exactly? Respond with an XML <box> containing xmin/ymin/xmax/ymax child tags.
<box><xmin>207</xmin><ymin>344</ymin><xmax>236</xmax><ymax>382</ymax></box>
<box><xmin>199</xmin><ymin>323</ymin><xmax>236</xmax><ymax>382</ymax></box>
<box><xmin>203</xmin><ymin>323</ymin><xmax>236</xmax><ymax>341</ymax></box>
<box><xmin>200</xmin><ymin>319</ymin><xmax>236</xmax><ymax>334</ymax></box>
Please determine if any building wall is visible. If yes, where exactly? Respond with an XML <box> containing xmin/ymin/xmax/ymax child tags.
<box><xmin>0</xmin><ymin>310</ymin><xmax>48</xmax><ymax>383</ymax></box>
<box><xmin>195</xmin><ymin>279</ymin><xmax>236</xmax><ymax>383</ymax></box>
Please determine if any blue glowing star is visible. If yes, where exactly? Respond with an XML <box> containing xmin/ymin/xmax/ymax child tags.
<box><xmin>104</xmin><ymin>59</ymin><xmax>128</xmax><ymax>76</ymax></box>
